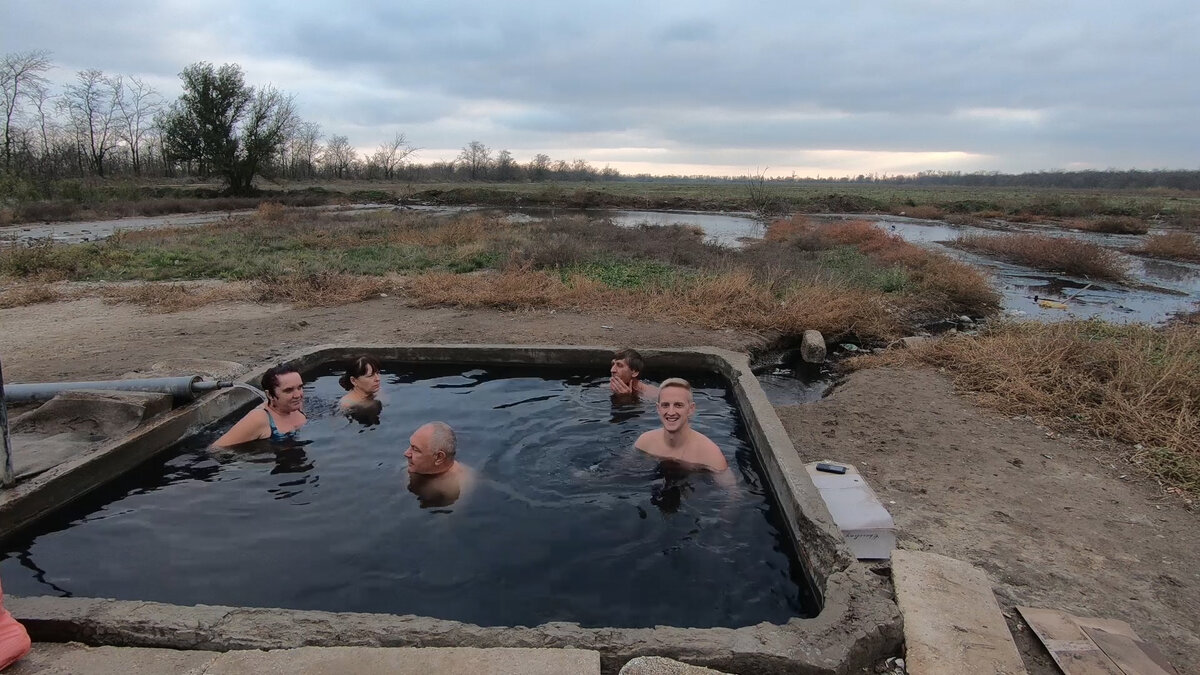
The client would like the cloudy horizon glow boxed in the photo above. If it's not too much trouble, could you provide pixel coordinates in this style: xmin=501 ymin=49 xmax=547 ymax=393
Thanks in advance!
xmin=5 ymin=1 xmax=1198 ymax=178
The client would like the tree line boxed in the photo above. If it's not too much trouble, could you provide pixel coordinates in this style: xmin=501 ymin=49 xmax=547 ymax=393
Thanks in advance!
xmin=1 ymin=52 xmax=619 ymax=195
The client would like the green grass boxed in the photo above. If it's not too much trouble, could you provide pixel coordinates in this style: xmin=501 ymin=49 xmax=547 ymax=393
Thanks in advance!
xmin=817 ymin=246 xmax=912 ymax=293
xmin=559 ymin=260 xmax=680 ymax=289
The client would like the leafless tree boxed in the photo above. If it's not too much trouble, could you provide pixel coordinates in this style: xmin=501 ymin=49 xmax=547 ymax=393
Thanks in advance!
xmin=495 ymin=149 xmax=517 ymax=180
xmin=114 ymin=76 xmax=162 ymax=176
xmin=59 ymin=69 xmax=122 ymax=177
xmin=1 ymin=50 xmax=52 ymax=171
xmin=323 ymin=134 xmax=355 ymax=178
xmin=371 ymin=132 xmax=415 ymax=180
xmin=457 ymin=140 xmax=491 ymax=180
xmin=288 ymin=121 xmax=322 ymax=179
xmin=528 ymin=153 xmax=551 ymax=180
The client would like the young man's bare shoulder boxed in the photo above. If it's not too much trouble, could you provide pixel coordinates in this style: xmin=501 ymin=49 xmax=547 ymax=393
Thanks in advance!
xmin=634 ymin=429 xmax=661 ymax=451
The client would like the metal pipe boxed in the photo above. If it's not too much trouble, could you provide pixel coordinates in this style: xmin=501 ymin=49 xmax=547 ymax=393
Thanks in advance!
xmin=1 ymin=356 xmax=14 ymax=487
xmin=3 ymin=376 xmax=233 ymax=404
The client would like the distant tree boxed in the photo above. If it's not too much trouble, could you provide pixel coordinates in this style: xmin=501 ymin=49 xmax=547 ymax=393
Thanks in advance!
xmin=113 ymin=76 xmax=162 ymax=176
xmin=322 ymin=134 xmax=355 ymax=178
xmin=528 ymin=153 xmax=551 ymax=181
xmin=160 ymin=62 xmax=297 ymax=195
xmin=287 ymin=121 xmax=321 ymax=179
xmin=1 ymin=50 xmax=52 ymax=171
xmin=457 ymin=140 xmax=491 ymax=180
xmin=371 ymin=132 xmax=414 ymax=180
xmin=59 ymin=69 xmax=122 ymax=177
xmin=495 ymin=149 xmax=517 ymax=180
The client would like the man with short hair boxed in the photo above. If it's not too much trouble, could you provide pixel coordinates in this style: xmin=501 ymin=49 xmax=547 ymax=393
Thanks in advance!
xmin=405 ymin=421 xmax=474 ymax=507
xmin=609 ymin=348 xmax=659 ymax=399
xmin=634 ymin=378 xmax=730 ymax=474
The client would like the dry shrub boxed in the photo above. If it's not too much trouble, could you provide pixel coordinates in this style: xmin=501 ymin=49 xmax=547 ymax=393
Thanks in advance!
xmin=765 ymin=216 xmax=813 ymax=242
xmin=406 ymin=268 xmax=612 ymax=310
xmin=1067 ymin=216 xmax=1149 ymax=235
xmin=255 ymin=271 xmax=394 ymax=307
xmin=1135 ymin=232 xmax=1200 ymax=262
xmin=256 ymin=201 xmax=288 ymax=222
xmin=0 ymin=282 xmax=64 ymax=308
xmin=903 ymin=205 xmax=945 ymax=220
xmin=100 ymin=282 xmax=249 ymax=313
xmin=858 ymin=320 xmax=1200 ymax=493
xmin=955 ymin=233 xmax=1129 ymax=281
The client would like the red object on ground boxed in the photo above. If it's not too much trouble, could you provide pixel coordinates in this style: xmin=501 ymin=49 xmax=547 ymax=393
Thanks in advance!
xmin=0 ymin=577 xmax=32 ymax=670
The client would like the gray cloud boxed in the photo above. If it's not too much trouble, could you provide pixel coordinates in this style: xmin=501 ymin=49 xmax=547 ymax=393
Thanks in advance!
xmin=5 ymin=0 xmax=1197 ymax=174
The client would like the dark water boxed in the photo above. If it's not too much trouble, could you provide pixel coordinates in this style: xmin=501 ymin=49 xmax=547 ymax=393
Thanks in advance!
xmin=0 ymin=365 xmax=816 ymax=628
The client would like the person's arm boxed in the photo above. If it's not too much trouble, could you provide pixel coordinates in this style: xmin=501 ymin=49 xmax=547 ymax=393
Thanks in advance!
xmin=637 ymin=381 xmax=659 ymax=400
xmin=610 ymin=375 xmax=633 ymax=394
xmin=214 ymin=408 xmax=268 ymax=448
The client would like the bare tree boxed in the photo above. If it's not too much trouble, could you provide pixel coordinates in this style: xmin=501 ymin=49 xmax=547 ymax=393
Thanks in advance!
xmin=495 ymin=149 xmax=517 ymax=181
xmin=323 ymin=134 xmax=355 ymax=178
xmin=528 ymin=153 xmax=551 ymax=181
xmin=59 ymin=69 xmax=122 ymax=177
xmin=371 ymin=132 xmax=415 ymax=180
xmin=114 ymin=76 xmax=162 ymax=176
xmin=288 ymin=121 xmax=321 ymax=179
xmin=1 ymin=50 xmax=52 ymax=171
xmin=457 ymin=140 xmax=491 ymax=180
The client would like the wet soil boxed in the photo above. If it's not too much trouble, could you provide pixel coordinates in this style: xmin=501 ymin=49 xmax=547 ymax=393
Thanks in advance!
xmin=1 ymin=297 xmax=1197 ymax=674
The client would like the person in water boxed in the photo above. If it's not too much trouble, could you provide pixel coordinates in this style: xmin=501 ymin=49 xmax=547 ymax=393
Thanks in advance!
xmin=405 ymin=421 xmax=474 ymax=508
xmin=634 ymin=378 xmax=730 ymax=475
xmin=214 ymin=365 xmax=307 ymax=447
xmin=609 ymin=348 xmax=659 ymax=400
xmin=338 ymin=355 xmax=382 ymax=410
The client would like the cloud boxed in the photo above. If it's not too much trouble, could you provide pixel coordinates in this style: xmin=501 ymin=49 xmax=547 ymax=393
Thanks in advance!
xmin=4 ymin=0 xmax=1198 ymax=175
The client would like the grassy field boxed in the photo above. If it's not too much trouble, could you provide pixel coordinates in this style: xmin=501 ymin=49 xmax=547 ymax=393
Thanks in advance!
xmin=0 ymin=205 xmax=998 ymax=342
xmin=4 ymin=177 xmax=1199 ymax=228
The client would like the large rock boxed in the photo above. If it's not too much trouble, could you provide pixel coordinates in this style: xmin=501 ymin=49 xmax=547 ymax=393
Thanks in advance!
xmin=800 ymin=330 xmax=827 ymax=364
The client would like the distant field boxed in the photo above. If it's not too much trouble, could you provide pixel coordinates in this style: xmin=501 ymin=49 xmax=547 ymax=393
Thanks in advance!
xmin=4 ymin=177 xmax=1199 ymax=228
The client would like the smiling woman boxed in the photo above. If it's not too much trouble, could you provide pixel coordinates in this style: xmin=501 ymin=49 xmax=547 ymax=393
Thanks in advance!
xmin=214 ymin=365 xmax=308 ymax=447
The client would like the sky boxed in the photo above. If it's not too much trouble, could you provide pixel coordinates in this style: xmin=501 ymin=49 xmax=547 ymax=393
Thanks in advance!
xmin=4 ymin=1 xmax=1198 ymax=178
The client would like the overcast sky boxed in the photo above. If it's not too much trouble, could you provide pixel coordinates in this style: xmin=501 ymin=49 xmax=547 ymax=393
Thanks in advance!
xmin=5 ymin=1 xmax=1198 ymax=177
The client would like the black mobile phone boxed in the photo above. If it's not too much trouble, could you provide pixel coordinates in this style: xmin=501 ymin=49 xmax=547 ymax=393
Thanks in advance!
xmin=815 ymin=462 xmax=847 ymax=474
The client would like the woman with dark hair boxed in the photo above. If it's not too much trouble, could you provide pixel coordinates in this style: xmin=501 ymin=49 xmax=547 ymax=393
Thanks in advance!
xmin=338 ymin=356 xmax=382 ymax=410
xmin=214 ymin=365 xmax=308 ymax=447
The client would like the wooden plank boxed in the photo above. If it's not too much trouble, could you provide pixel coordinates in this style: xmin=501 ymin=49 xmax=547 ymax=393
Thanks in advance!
xmin=892 ymin=551 xmax=1027 ymax=675
xmin=1016 ymin=606 xmax=1123 ymax=675
xmin=1079 ymin=623 xmax=1179 ymax=675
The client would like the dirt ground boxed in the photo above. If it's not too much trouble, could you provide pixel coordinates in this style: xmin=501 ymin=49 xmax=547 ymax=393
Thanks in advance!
xmin=2 ymin=296 xmax=1197 ymax=674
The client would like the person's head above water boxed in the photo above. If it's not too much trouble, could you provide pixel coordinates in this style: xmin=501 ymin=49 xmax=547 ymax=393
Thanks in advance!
xmin=610 ymin=348 xmax=644 ymax=384
xmin=405 ymin=421 xmax=458 ymax=475
xmin=339 ymin=355 xmax=382 ymax=401
xmin=262 ymin=364 xmax=304 ymax=413
xmin=656 ymin=378 xmax=695 ymax=430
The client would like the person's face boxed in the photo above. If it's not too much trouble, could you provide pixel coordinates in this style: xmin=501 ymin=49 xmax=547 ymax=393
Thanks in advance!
xmin=269 ymin=372 xmax=304 ymax=413
xmin=657 ymin=386 xmax=694 ymax=432
xmin=610 ymin=358 xmax=639 ymax=384
xmin=351 ymin=366 xmax=381 ymax=396
xmin=404 ymin=425 xmax=444 ymax=475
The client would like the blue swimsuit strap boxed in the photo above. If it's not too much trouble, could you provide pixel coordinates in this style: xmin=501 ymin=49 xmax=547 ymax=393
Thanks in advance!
xmin=264 ymin=407 xmax=296 ymax=440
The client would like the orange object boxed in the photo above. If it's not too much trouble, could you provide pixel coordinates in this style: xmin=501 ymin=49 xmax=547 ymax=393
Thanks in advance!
xmin=0 ymin=576 xmax=32 ymax=670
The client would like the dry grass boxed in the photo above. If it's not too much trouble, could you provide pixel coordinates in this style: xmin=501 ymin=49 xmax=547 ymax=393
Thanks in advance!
xmin=0 ymin=282 xmax=65 ymax=309
xmin=99 ymin=282 xmax=250 ymax=313
xmin=406 ymin=267 xmax=905 ymax=341
xmin=955 ymin=232 xmax=1130 ymax=282
xmin=254 ymin=271 xmax=396 ymax=307
xmin=897 ymin=204 xmax=945 ymax=220
xmin=855 ymin=320 xmax=1200 ymax=493
xmin=1066 ymin=216 xmax=1149 ymax=235
xmin=1134 ymin=232 xmax=1200 ymax=262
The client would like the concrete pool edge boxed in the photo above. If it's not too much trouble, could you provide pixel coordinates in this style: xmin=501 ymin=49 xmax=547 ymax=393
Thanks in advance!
xmin=4 ymin=343 xmax=902 ymax=673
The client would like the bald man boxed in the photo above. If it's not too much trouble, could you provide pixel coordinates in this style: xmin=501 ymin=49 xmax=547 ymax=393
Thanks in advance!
xmin=634 ymin=378 xmax=730 ymax=474
xmin=405 ymin=421 xmax=474 ymax=508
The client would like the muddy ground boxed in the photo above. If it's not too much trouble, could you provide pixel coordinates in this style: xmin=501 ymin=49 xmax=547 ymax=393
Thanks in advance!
xmin=2 ymin=296 xmax=1197 ymax=674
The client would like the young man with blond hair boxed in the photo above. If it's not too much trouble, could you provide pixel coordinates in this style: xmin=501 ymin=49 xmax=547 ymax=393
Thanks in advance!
xmin=634 ymin=378 xmax=729 ymax=474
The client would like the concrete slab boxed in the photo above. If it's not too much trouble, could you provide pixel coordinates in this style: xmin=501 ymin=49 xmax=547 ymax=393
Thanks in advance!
xmin=5 ymin=642 xmax=220 ymax=674
xmin=10 ymin=390 xmax=172 ymax=438
xmin=204 ymin=646 xmax=601 ymax=675
xmin=11 ymin=433 xmax=94 ymax=479
xmin=892 ymin=549 xmax=1027 ymax=675
xmin=806 ymin=461 xmax=896 ymax=560
xmin=620 ymin=655 xmax=732 ymax=674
